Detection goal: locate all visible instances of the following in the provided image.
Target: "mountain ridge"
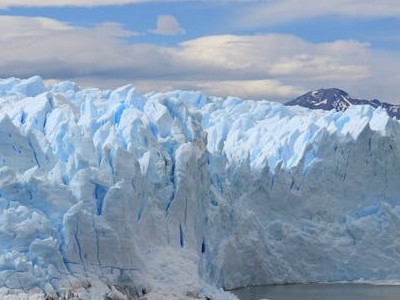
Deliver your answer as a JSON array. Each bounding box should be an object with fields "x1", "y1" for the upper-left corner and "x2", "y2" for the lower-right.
[{"x1": 286, "y1": 88, "x2": 400, "y2": 119}]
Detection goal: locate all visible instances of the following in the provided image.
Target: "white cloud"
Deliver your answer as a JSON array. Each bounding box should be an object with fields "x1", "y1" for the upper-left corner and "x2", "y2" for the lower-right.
[
  {"x1": 173, "y1": 34, "x2": 371, "y2": 81},
  {"x1": 149, "y1": 15, "x2": 185, "y2": 36},
  {"x1": 238, "y1": 0, "x2": 400, "y2": 27},
  {"x1": 0, "y1": 16, "x2": 72, "y2": 40},
  {"x1": 269, "y1": 54, "x2": 370, "y2": 80},
  {"x1": 0, "y1": 16, "x2": 400, "y2": 102}
]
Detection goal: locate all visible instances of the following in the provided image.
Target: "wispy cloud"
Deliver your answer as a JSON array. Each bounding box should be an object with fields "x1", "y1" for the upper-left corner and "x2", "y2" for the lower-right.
[
  {"x1": 0, "y1": 0, "x2": 152, "y2": 8},
  {"x1": 237, "y1": 0, "x2": 400, "y2": 27},
  {"x1": 0, "y1": 0, "x2": 258, "y2": 9},
  {"x1": 149, "y1": 15, "x2": 185, "y2": 36},
  {"x1": 0, "y1": 16, "x2": 399, "y2": 102}
]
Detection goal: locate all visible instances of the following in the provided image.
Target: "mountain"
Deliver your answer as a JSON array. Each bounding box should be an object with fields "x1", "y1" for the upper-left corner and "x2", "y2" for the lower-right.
[
  {"x1": 286, "y1": 88, "x2": 400, "y2": 119},
  {"x1": 1, "y1": 77, "x2": 400, "y2": 299}
]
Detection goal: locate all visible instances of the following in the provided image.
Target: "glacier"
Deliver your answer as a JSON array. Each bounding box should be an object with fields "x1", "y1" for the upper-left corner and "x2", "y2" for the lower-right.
[{"x1": 1, "y1": 76, "x2": 400, "y2": 299}]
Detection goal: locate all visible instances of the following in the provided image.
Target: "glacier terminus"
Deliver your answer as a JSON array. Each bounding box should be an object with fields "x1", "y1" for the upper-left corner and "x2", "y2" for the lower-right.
[{"x1": 1, "y1": 76, "x2": 400, "y2": 299}]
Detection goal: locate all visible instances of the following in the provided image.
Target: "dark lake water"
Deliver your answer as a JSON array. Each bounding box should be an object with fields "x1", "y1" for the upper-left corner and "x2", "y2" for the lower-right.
[{"x1": 232, "y1": 283, "x2": 400, "y2": 300}]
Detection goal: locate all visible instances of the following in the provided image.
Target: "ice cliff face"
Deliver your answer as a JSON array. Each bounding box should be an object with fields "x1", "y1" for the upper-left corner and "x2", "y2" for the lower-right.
[{"x1": 1, "y1": 76, "x2": 400, "y2": 298}]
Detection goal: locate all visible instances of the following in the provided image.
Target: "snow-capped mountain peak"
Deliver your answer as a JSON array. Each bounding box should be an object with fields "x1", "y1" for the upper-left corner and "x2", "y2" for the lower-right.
[
  {"x1": 286, "y1": 88, "x2": 400, "y2": 119},
  {"x1": 286, "y1": 88, "x2": 351, "y2": 111}
]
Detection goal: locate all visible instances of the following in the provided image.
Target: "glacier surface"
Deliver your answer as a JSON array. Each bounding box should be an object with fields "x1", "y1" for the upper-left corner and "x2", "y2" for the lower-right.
[{"x1": 1, "y1": 76, "x2": 400, "y2": 298}]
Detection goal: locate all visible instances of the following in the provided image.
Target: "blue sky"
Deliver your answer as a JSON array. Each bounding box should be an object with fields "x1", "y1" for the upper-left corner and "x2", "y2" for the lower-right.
[{"x1": 0, "y1": 0, "x2": 400, "y2": 102}]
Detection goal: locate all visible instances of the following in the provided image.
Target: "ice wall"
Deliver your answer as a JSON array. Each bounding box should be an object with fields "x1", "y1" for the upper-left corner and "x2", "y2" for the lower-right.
[{"x1": 1, "y1": 76, "x2": 400, "y2": 298}]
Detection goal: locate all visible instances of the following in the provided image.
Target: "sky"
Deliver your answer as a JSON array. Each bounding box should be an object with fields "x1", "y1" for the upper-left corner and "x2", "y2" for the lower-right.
[{"x1": 0, "y1": 0, "x2": 399, "y2": 102}]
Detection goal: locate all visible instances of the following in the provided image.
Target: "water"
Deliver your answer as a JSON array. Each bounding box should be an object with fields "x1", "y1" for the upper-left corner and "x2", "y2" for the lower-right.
[{"x1": 232, "y1": 283, "x2": 400, "y2": 300}]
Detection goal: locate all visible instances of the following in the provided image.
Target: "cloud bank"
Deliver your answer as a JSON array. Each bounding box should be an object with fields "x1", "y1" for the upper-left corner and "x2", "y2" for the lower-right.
[{"x1": 0, "y1": 15, "x2": 399, "y2": 102}]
